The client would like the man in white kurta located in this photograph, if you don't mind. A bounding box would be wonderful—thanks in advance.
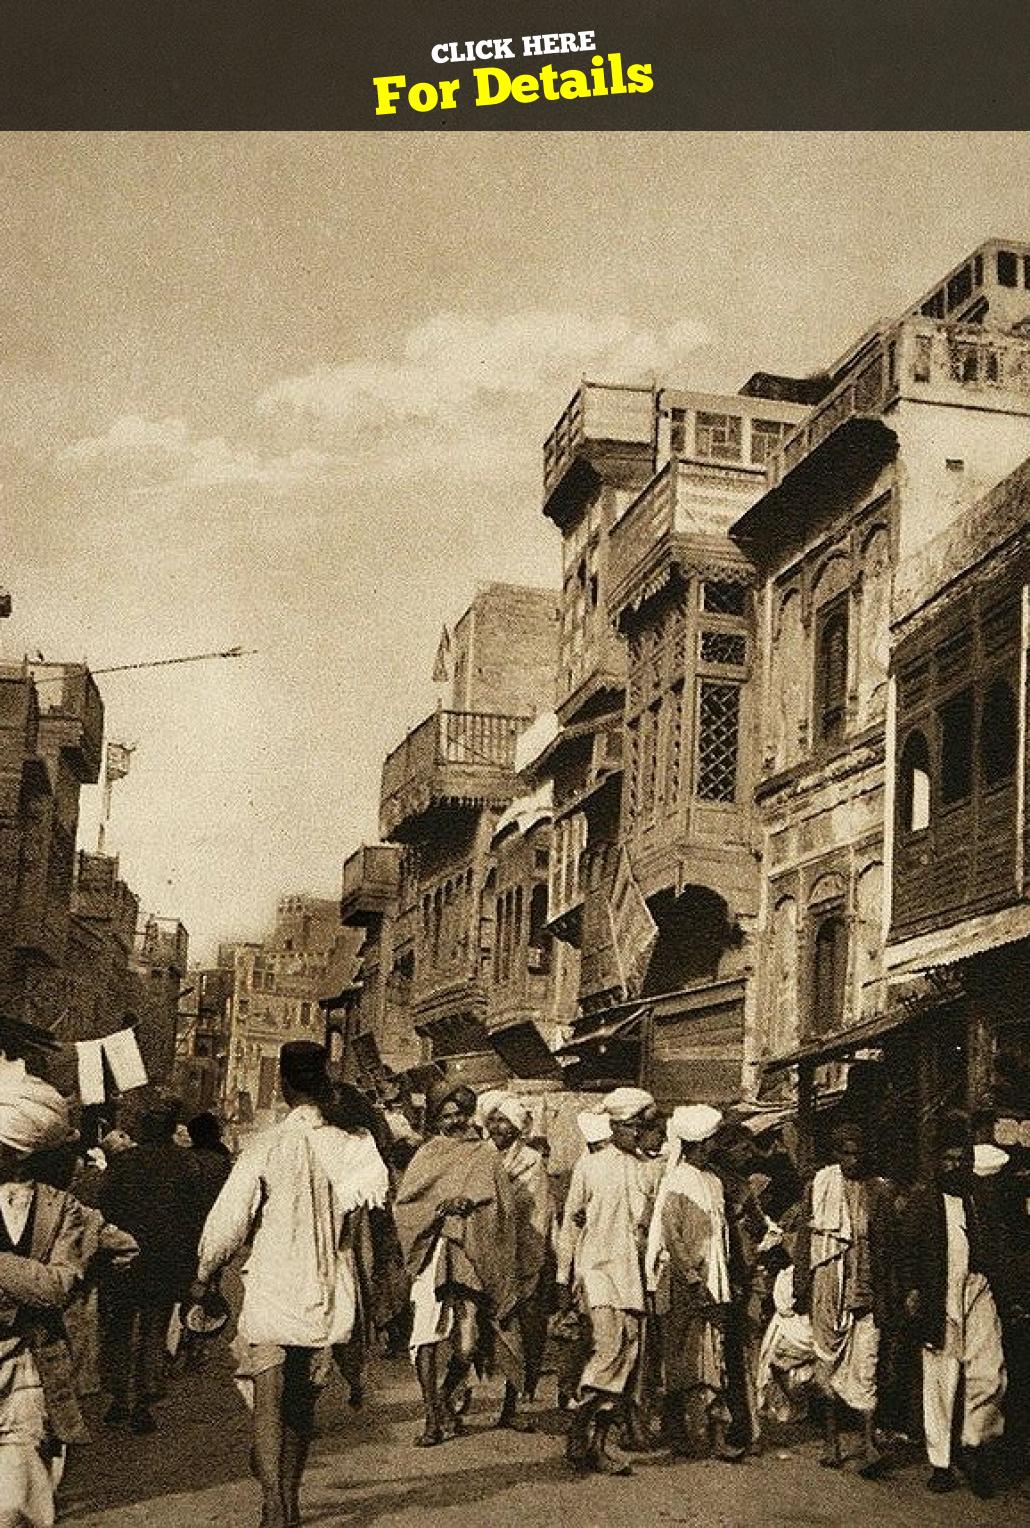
[555,1087,657,1476]
[193,1043,387,1528]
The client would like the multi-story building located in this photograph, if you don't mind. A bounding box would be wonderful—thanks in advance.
[0,661,103,1029]
[173,960,233,1115]
[63,850,140,1040]
[130,915,189,1084]
[738,238,1030,1168]
[370,582,560,1090]
[225,895,344,1122]
[883,457,1030,1167]
[531,381,808,1101]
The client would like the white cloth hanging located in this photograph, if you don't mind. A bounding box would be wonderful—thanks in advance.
[101,1029,148,1093]
[74,1040,107,1107]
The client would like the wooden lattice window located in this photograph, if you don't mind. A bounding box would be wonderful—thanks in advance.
[899,729,931,833]
[696,681,740,802]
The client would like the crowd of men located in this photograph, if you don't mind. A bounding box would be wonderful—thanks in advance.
[0,1040,1025,1528]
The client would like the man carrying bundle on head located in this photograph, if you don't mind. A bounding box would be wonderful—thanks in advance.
[393,1080,531,1445]
[191,1042,388,1528]
[555,1087,658,1477]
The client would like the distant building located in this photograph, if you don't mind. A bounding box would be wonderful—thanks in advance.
[358,582,561,1092]
[173,960,234,1116]
[224,895,343,1123]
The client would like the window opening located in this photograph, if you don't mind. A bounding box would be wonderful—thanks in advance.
[940,688,973,804]
[899,730,931,832]
[981,675,1017,788]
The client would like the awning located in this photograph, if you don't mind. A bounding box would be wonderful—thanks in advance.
[491,781,554,846]
[488,1018,561,1079]
[553,1005,648,1059]
[763,1003,926,1075]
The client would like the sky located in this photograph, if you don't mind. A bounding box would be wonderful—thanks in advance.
[2,131,1029,961]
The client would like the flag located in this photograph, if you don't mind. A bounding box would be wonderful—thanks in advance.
[105,742,134,782]
[607,848,659,999]
[431,625,451,684]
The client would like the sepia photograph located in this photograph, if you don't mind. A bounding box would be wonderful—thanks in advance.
[0,129,1028,1525]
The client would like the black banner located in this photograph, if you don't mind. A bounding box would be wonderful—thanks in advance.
[0,0,1028,130]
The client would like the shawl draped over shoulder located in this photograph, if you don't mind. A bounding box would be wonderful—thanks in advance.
[393,1136,522,1325]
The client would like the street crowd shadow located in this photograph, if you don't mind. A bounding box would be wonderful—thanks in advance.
[302,1454,573,1528]
[59,1341,254,1520]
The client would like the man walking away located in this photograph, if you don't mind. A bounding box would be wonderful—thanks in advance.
[901,1115,1008,1498]
[193,1042,387,1528]
[555,1087,658,1477]
[97,1097,205,1434]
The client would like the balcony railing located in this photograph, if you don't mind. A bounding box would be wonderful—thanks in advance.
[766,318,1030,490]
[380,710,529,840]
[341,843,401,924]
[608,458,758,617]
[543,380,655,509]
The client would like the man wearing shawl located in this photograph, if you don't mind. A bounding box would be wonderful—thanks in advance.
[393,1081,528,1445]
[555,1086,657,1476]
[793,1119,895,1477]
[645,1104,743,1461]
[484,1094,554,1407]
[0,1057,91,1528]
[193,1042,388,1528]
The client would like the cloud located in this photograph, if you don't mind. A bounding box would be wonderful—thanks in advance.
[55,413,337,491]
[256,309,709,482]
[259,310,708,427]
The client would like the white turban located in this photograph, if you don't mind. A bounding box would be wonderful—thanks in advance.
[487,1094,531,1134]
[667,1104,723,1145]
[0,1058,71,1157]
[577,1109,611,1144]
[475,1088,508,1127]
[601,1086,655,1123]
[973,1143,1009,1177]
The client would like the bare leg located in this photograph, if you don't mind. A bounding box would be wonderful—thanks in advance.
[857,1411,888,1478]
[820,1396,842,1468]
[413,1345,445,1445]
[252,1365,288,1528]
[496,1379,535,1431]
[281,1362,316,1528]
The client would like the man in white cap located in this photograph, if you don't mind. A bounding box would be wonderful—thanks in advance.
[556,1087,657,1475]
[900,1115,1009,1497]
[645,1104,743,1461]
[0,1057,92,1528]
